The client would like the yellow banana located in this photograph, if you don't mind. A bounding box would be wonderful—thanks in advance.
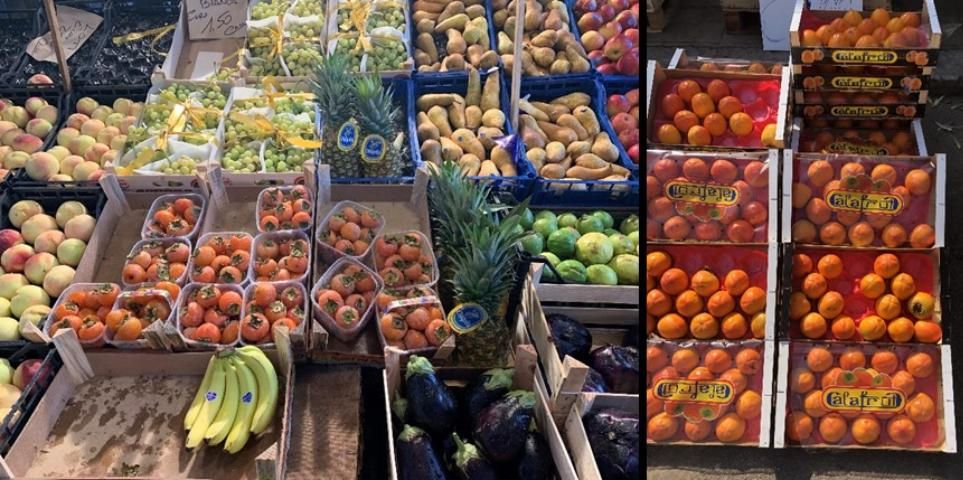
[186,359,226,449]
[237,346,279,435]
[225,356,258,454]
[184,354,217,430]
[205,360,239,445]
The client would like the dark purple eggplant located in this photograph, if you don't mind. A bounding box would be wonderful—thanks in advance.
[583,409,639,480]
[516,431,554,480]
[582,367,609,393]
[473,390,536,463]
[397,425,450,480]
[464,368,514,418]
[589,345,639,394]
[547,313,593,362]
[406,355,458,436]
[451,433,498,480]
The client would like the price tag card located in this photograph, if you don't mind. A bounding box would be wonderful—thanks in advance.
[26,5,103,63]
[186,0,246,40]
[809,0,862,10]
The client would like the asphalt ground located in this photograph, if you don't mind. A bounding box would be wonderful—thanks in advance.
[646,1,963,478]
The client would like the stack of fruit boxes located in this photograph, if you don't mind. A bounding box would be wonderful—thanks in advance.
[774,148,953,451]
[788,0,941,129]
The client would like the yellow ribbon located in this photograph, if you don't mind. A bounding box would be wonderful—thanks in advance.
[349,0,373,53]
[261,76,316,109]
[228,111,322,150]
[248,17,286,62]
[112,24,176,56]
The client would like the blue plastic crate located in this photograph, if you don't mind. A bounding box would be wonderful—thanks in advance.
[522,76,639,207]
[0,344,60,456]
[564,0,638,82]
[8,0,110,88]
[410,0,501,78]
[412,70,536,198]
[8,85,150,190]
[600,75,640,169]
[321,77,418,184]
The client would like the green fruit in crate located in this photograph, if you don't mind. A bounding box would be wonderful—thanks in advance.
[586,264,618,286]
[627,231,639,249]
[519,208,534,229]
[609,233,635,257]
[577,215,604,235]
[575,232,613,266]
[620,214,640,235]
[540,252,561,281]
[557,213,578,229]
[608,254,640,285]
[519,233,544,256]
[547,228,579,259]
[591,210,615,229]
[556,260,587,284]
[534,211,557,224]
[532,218,557,240]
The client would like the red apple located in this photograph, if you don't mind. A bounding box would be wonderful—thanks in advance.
[628,144,640,164]
[597,63,620,75]
[603,34,629,61]
[609,0,631,11]
[624,28,639,45]
[26,74,53,86]
[581,31,605,51]
[607,94,631,117]
[588,50,608,62]
[611,112,638,132]
[630,106,640,122]
[616,9,638,29]
[575,0,599,13]
[617,47,640,75]
[599,4,616,21]
[599,20,623,40]
[631,2,640,16]
[12,359,42,390]
[618,128,640,148]
[626,88,640,106]
[578,12,604,32]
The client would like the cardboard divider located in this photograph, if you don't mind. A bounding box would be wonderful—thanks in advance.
[156,3,246,83]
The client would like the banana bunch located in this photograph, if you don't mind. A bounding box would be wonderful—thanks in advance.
[184,346,280,453]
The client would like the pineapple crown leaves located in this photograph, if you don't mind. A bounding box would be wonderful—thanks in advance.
[311,51,357,121]
[353,73,402,132]
[446,210,528,314]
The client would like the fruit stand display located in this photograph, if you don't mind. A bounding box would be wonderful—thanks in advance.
[790,117,928,157]
[0,89,64,185]
[668,48,785,75]
[567,0,640,79]
[0,344,60,456]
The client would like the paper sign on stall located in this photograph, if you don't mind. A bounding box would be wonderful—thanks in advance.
[26,5,102,63]
[185,0,247,40]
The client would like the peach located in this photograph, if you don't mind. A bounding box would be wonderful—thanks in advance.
[72,161,101,181]
[56,238,86,267]
[60,155,84,177]
[104,113,124,129]
[27,74,53,85]
[35,105,58,125]
[91,106,113,122]
[66,113,90,130]
[64,214,96,242]
[0,229,23,252]
[0,128,22,146]
[12,133,43,154]
[56,127,80,147]
[40,264,73,297]
[1,106,29,128]
[68,134,96,156]
[9,285,49,317]
[24,152,59,181]
[0,273,29,299]
[9,199,42,227]
[112,98,133,115]
[75,97,99,116]
[120,116,138,135]
[95,126,120,145]
[83,143,110,165]
[47,146,70,161]
[101,149,119,166]
[0,244,34,273]
[55,201,87,228]
[48,174,74,182]
[24,118,51,138]
[24,252,58,285]
[33,230,65,254]
[0,121,17,138]
[20,213,57,244]
[80,119,106,138]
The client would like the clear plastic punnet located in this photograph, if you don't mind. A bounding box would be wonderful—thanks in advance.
[311,257,384,343]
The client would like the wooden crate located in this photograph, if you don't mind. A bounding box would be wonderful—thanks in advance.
[563,394,639,479]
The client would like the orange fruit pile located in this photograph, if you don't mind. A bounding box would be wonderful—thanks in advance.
[696,62,783,75]
[799,8,926,50]
[791,160,935,248]
[799,128,916,155]
[656,78,776,147]
[646,250,766,341]
[647,343,763,444]
[790,252,940,343]
[787,345,939,447]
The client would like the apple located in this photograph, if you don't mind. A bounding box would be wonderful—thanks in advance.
[628,144,640,164]
[626,88,640,106]
[616,9,639,29]
[575,0,598,13]
[617,48,640,75]
[12,359,41,390]
[609,0,631,10]
[611,112,638,132]
[619,128,640,148]
[0,229,23,251]
[624,28,639,45]
[604,34,629,61]
[607,94,632,117]
[581,30,605,51]
[578,12,604,33]
[599,20,623,40]
[588,50,608,63]
[598,4,616,22]
[597,63,620,75]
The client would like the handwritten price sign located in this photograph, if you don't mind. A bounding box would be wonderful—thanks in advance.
[186,0,246,40]
[26,5,103,63]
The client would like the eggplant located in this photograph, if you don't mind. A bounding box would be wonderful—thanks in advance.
[406,355,458,435]
[473,390,536,463]
[516,431,554,480]
[582,367,609,393]
[451,433,498,480]
[547,313,593,362]
[583,409,639,480]
[464,368,515,418]
[589,345,640,394]
[397,425,450,480]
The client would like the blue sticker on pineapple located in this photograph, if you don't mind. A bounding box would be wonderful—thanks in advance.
[337,120,359,152]
[360,134,387,164]
[206,391,218,401]
[448,303,488,334]
[241,391,254,404]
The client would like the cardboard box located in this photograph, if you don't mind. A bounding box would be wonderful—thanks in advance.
[646,60,791,150]
[156,3,246,83]
[789,117,928,156]
[383,344,579,480]
[0,333,295,478]
[668,48,786,75]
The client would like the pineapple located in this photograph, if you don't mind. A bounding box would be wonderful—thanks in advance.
[311,51,361,177]
[429,162,528,366]
[354,73,406,178]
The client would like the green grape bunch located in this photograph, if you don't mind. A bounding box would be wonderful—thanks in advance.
[223,144,263,173]
[291,0,324,17]
[337,6,356,33]
[264,144,312,173]
[247,27,278,58]
[366,6,405,31]
[366,39,407,72]
[283,44,324,77]
[336,38,364,72]
[224,116,266,146]
[287,20,323,42]
[272,97,315,117]
[161,155,200,175]
[252,0,292,20]
[272,113,316,140]
[250,57,285,77]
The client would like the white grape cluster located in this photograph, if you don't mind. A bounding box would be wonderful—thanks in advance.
[264,144,312,172]
[287,21,323,42]
[223,144,262,173]
[160,156,199,175]
[252,0,292,20]
[283,44,323,77]
[367,39,407,71]
[291,0,323,17]
[336,38,364,72]
[273,97,315,117]
[366,6,405,31]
